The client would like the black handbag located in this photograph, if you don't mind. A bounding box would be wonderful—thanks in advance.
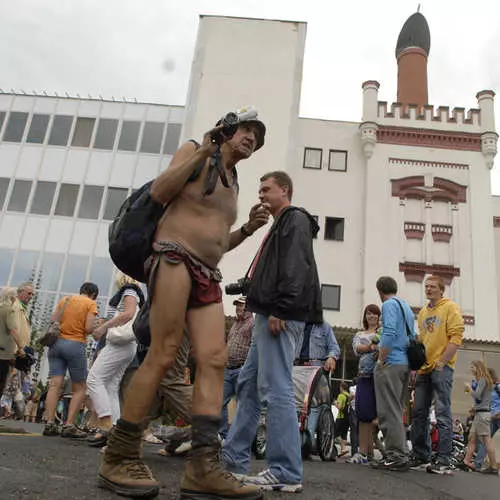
[14,346,36,373]
[39,297,70,347]
[394,298,427,371]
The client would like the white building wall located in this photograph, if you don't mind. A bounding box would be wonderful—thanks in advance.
[182,16,307,310]
[293,119,365,327]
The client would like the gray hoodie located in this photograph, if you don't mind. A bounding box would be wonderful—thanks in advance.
[471,378,492,412]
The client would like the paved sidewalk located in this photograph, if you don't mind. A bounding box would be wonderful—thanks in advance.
[0,419,497,500]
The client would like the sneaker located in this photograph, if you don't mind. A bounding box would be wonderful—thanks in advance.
[61,424,87,439]
[98,459,160,498]
[371,458,409,472]
[242,469,303,493]
[480,467,499,475]
[428,462,455,475]
[42,421,60,436]
[346,452,369,465]
[180,445,263,499]
[409,455,431,471]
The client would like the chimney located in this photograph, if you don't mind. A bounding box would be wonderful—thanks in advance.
[396,12,431,112]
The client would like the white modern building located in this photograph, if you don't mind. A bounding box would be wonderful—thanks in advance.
[1,12,499,412]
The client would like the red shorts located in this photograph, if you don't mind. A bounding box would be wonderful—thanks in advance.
[147,241,222,309]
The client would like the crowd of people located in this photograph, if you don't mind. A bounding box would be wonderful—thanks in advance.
[0,111,499,500]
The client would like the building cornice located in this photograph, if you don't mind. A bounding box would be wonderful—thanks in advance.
[378,125,481,151]
[399,261,460,285]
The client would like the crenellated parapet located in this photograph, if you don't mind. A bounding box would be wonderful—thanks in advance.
[360,81,497,162]
[376,101,481,131]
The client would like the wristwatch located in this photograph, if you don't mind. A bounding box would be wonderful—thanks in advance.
[240,224,252,237]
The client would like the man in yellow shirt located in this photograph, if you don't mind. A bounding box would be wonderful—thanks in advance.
[409,275,464,474]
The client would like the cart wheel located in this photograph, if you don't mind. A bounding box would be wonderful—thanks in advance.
[253,423,267,460]
[301,429,313,459]
[317,407,336,461]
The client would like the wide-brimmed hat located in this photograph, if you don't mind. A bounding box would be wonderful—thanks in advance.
[217,107,266,151]
[233,296,246,306]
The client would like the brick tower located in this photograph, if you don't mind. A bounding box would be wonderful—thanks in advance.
[396,12,431,112]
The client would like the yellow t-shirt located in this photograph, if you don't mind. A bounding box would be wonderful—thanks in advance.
[418,298,464,374]
[58,295,98,344]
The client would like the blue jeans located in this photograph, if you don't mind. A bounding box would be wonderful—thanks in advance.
[411,366,454,464]
[220,367,241,439]
[474,417,500,469]
[222,314,304,484]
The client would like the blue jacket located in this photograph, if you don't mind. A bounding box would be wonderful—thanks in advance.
[379,297,415,365]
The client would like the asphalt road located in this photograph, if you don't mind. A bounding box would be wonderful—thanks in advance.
[0,421,498,500]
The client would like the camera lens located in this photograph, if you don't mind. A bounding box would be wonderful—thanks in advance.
[223,112,239,126]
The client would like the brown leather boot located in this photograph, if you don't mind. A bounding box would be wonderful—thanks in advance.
[180,446,263,499]
[98,419,160,498]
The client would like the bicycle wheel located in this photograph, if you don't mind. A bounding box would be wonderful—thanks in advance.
[317,406,336,461]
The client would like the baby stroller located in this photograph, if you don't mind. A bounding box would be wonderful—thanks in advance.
[253,365,337,461]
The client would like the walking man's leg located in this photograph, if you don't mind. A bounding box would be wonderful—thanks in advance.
[180,303,262,499]
[99,260,190,497]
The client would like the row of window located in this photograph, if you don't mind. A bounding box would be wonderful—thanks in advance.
[304,147,347,171]
[0,177,128,221]
[0,248,114,299]
[0,111,181,155]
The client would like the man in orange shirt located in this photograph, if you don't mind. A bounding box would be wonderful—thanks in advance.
[43,282,99,438]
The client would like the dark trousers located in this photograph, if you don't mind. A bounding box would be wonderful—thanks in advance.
[349,406,359,454]
[0,359,11,399]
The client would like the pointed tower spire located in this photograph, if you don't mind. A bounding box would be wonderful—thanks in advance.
[396,12,431,112]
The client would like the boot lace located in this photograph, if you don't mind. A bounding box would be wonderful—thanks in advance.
[123,460,154,480]
[205,450,242,484]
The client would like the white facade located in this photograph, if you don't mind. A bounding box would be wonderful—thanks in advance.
[182,16,500,344]
[1,14,500,368]
[0,93,183,330]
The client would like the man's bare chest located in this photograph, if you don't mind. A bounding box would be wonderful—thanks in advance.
[183,175,238,223]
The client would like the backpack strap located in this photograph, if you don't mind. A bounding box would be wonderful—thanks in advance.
[394,298,413,337]
[187,140,205,183]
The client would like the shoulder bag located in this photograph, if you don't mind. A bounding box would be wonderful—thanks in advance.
[394,298,427,371]
[106,308,139,346]
[40,297,71,347]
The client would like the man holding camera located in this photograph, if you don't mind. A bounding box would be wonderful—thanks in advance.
[223,171,323,493]
[99,110,269,500]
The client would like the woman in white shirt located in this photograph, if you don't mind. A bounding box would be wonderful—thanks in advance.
[86,272,144,447]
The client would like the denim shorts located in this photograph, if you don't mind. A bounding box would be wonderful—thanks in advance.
[48,338,88,383]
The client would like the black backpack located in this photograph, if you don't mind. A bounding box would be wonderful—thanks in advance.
[108,141,204,283]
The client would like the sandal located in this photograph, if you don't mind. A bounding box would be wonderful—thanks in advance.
[143,432,162,444]
[461,462,476,472]
[87,429,110,448]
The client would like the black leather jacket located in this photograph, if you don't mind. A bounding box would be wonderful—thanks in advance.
[246,206,323,324]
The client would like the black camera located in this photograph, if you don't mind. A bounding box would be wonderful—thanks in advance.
[225,277,250,296]
[212,107,259,145]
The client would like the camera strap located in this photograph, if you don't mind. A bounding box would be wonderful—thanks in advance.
[203,147,238,196]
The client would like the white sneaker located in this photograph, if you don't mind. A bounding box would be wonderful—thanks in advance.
[243,469,303,493]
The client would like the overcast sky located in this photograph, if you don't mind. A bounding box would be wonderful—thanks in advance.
[2,0,500,190]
